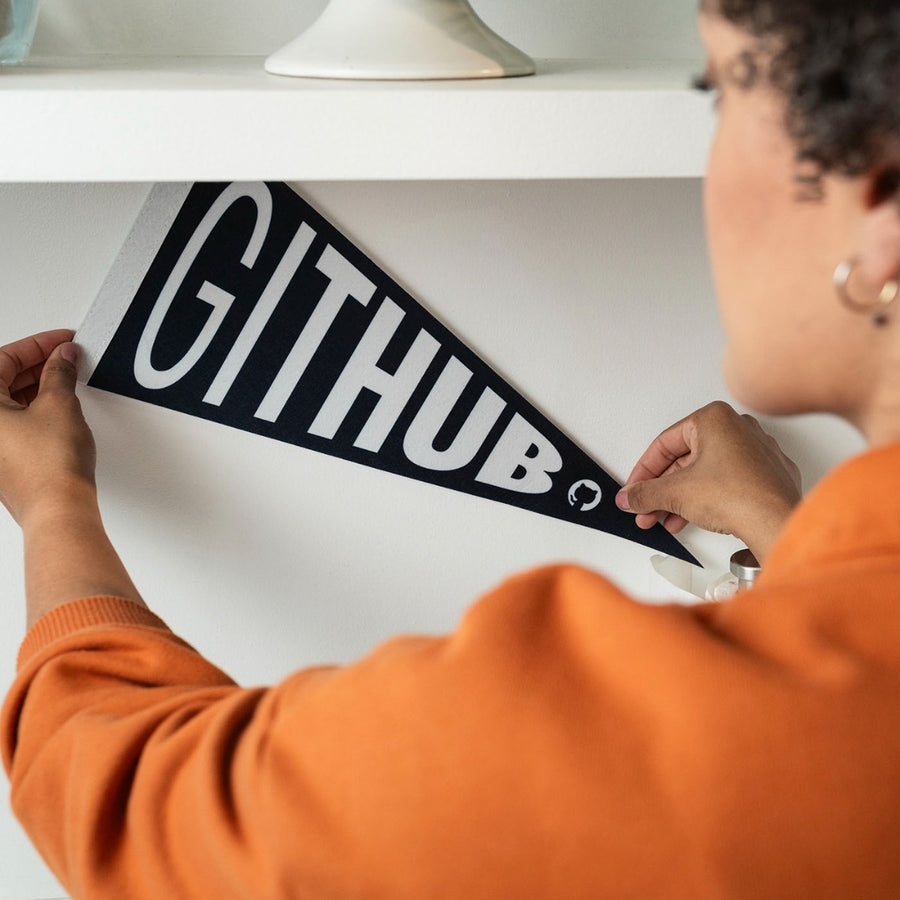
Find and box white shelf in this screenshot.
[0,56,715,182]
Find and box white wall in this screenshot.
[33,0,704,62]
[1,3,865,898]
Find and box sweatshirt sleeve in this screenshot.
[3,565,894,899]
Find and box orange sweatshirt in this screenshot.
[5,444,900,899]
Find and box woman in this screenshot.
[3,1,900,897]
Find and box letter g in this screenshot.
[134,182,272,390]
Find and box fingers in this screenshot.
[9,361,52,406]
[617,401,802,560]
[662,513,689,534]
[0,330,75,401]
[617,468,689,523]
[624,417,696,487]
[10,363,45,396]
[618,413,699,532]
[617,402,738,531]
[634,510,688,534]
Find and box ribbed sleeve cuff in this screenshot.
[18,597,173,671]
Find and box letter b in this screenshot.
[475,414,562,494]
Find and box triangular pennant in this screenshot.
[79,182,698,565]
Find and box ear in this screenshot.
[857,164,900,289]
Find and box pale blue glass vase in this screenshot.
[0,0,42,65]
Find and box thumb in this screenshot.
[616,471,686,516]
[38,342,80,396]
[616,474,691,535]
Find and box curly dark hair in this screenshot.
[711,0,900,179]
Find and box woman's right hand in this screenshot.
[615,401,802,564]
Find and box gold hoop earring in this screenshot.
[834,257,900,327]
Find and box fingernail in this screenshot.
[615,488,631,511]
[59,342,79,365]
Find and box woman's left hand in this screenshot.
[0,330,97,526]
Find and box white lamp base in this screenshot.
[265,0,535,81]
